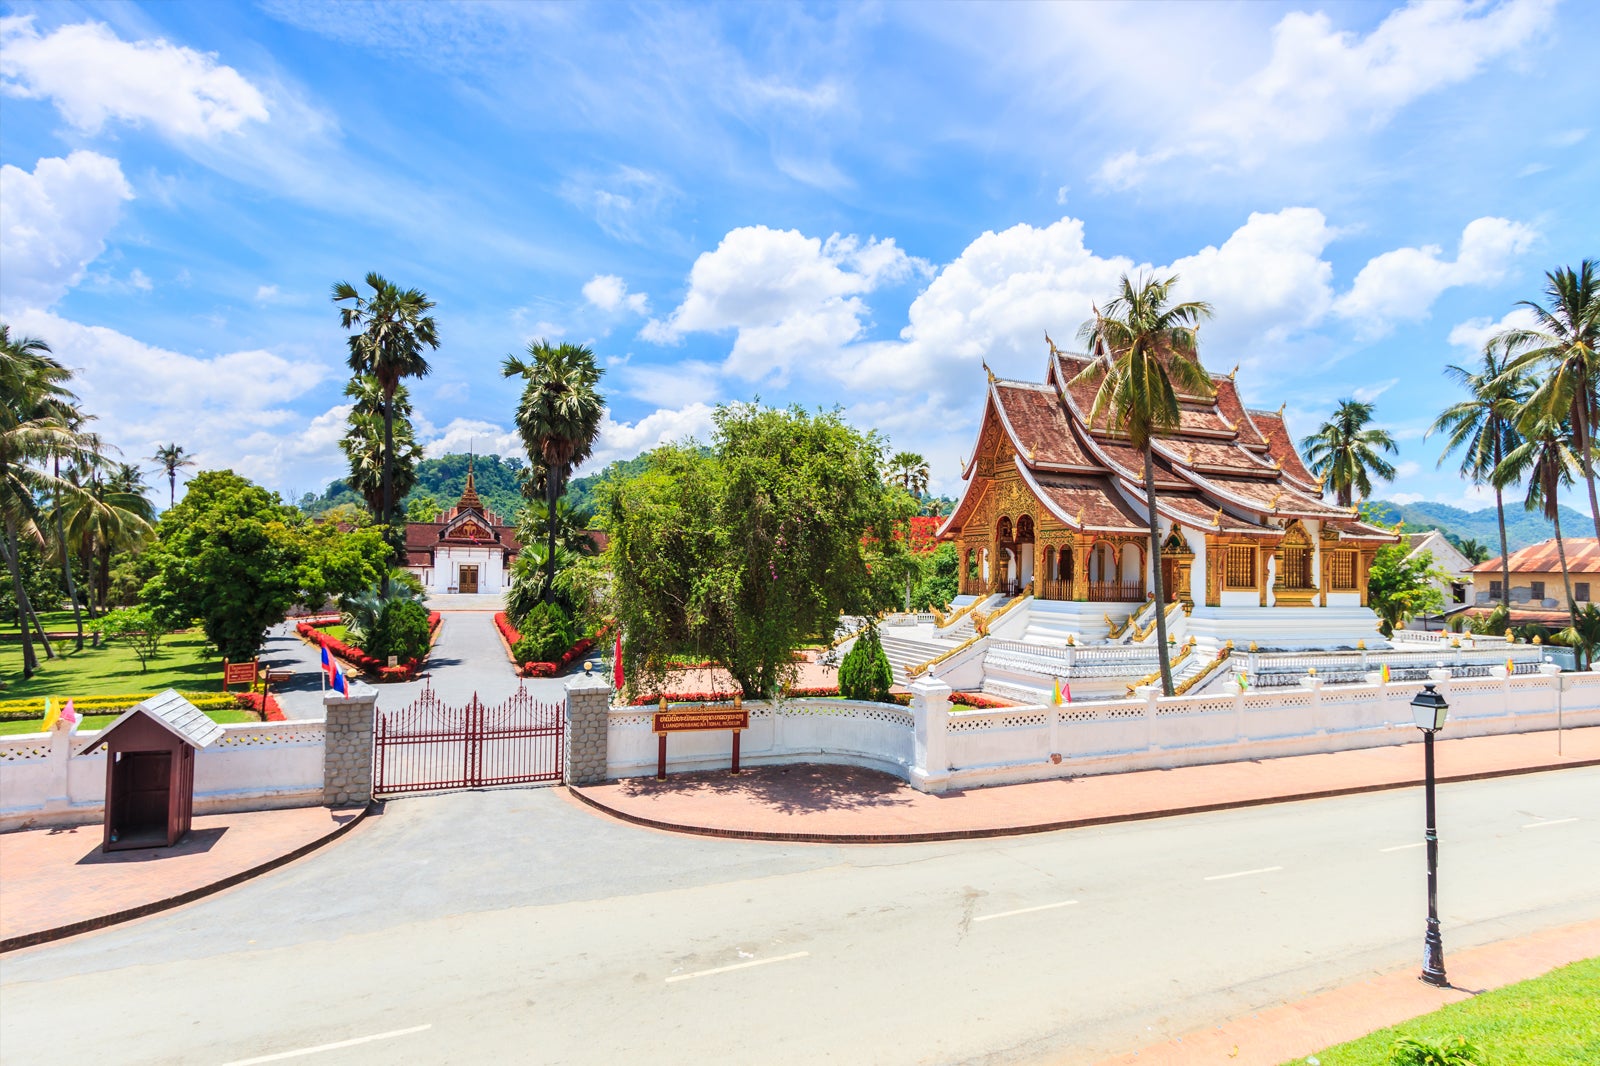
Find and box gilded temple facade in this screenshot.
[937,345,1398,648]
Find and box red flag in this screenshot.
[613,631,624,690]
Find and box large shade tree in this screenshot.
[1496,260,1600,542]
[333,273,438,580]
[1301,399,1397,508]
[502,341,605,603]
[1073,273,1213,696]
[1428,340,1530,611]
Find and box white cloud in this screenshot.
[420,419,522,460]
[0,16,269,139]
[582,274,650,315]
[1447,307,1540,352]
[1054,185,1070,205]
[6,308,331,487]
[128,268,152,292]
[579,402,718,475]
[618,359,721,408]
[1096,0,1556,186]
[642,226,925,382]
[255,284,280,302]
[1333,217,1538,335]
[561,165,681,244]
[1394,460,1422,479]
[1352,377,1401,403]
[1389,492,1426,505]
[0,151,132,311]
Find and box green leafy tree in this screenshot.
[92,606,170,672]
[912,542,961,610]
[1429,340,1530,608]
[1452,537,1490,565]
[405,493,441,522]
[1496,260,1600,541]
[884,451,930,610]
[503,341,606,604]
[838,625,894,703]
[605,404,908,699]
[373,598,432,662]
[0,539,60,626]
[1073,272,1213,696]
[1368,545,1448,636]
[1302,398,1398,508]
[333,273,439,578]
[149,443,194,510]
[512,600,576,663]
[1556,603,1600,671]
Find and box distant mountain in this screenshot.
[1365,498,1593,556]
[299,452,529,524]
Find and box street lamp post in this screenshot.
[1411,682,1450,988]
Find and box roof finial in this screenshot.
[1229,363,1239,380]
[1211,507,1223,527]
[1277,402,1286,418]
[1045,330,1058,356]
[983,359,995,383]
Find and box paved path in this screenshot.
[574,725,1600,841]
[3,770,1595,1065]
[265,610,581,720]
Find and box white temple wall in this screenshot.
[1189,527,1207,604]
[1326,593,1362,607]
[422,545,508,593]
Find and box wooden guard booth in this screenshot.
[82,690,224,851]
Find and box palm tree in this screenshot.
[1073,273,1213,696]
[1557,603,1600,671]
[1496,260,1600,541]
[1496,415,1580,630]
[0,325,77,676]
[340,377,422,521]
[1428,340,1531,610]
[149,443,194,510]
[884,451,930,609]
[1301,399,1398,508]
[502,341,606,604]
[333,273,439,580]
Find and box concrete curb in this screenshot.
[567,757,1600,845]
[0,801,378,955]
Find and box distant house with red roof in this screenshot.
[403,462,521,595]
[1470,537,1600,617]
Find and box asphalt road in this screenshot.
[2,769,1596,1065]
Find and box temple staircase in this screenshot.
[880,630,953,685]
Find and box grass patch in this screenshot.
[318,623,351,643]
[1283,956,1600,1065]
[0,609,81,635]
[0,706,258,736]
[0,631,227,700]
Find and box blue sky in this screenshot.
[2,0,1595,509]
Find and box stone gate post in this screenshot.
[323,682,378,807]
[564,671,612,785]
[910,677,952,793]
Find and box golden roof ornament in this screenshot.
[1045,330,1058,356]
[1269,491,1283,509]
[1075,506,1086,526]
[1228,362,1239,380]
[1273,458,1283,471]
[1026,445,1037,462]
[1187,445,1198,464]
[1211,507,1223,527]
[1278,402,1286,418]
[983,359,995,383]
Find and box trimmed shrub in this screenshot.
[373,598,431,662]
[512,601,576,664]
[838,625,893,703]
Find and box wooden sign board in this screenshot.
[222,659,258,691]
[653,708,749,734]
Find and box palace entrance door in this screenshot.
[1161,557,1179,602]
[459,565,479,594]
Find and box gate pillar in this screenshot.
[323,682,378,807]
[563,672,611,785]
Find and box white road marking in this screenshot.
[1203,865,1284,882]
[975,900,1080,923]
[1379,842,1425,852]
[220,1025,432,1065]
[1522,817,1579,829]
[665,951,810,983]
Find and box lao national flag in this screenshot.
[332,666,350,696]
[320,645,335,680]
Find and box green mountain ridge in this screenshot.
[1365,498,1593,556]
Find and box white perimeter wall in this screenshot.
[1,720,326,830]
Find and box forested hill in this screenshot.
[1365,498,1592,555]
[299,453,528,523]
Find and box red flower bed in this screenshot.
[294,612,441,682]
[628,686,912,707]
[235,691,285,722]
[495,611,597,678]
[950,691,1012,709]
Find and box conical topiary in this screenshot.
[838,624,894,703]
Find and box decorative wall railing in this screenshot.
[1088,581,1145,602]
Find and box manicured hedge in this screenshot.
[494,612,596,678]
[296,612,441,681]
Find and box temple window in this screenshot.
[1330,551,1357,591]
[1224,545,1256,590]
[1278,527,1314,589]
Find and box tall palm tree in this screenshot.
[1496,416,1580,630]
[1073,273,1213,696]
[340,377,422,521]
[149,442,194,510]
[1301,399,1398,508]
[1428,339,1531,610]
[1496,260,1600,541]
[52,408,97,650]
[502,341,605,603]
[333,273,439,581]
[884,451,930,609]
[0,325,76,676]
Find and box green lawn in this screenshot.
[1284,956,1599,1065]
[0,609,80,635]
[0,631,228,701]
[319,623,351,643]
[0,707,259,736]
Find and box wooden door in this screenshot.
[459,565,479,594]
[1161,558,1179,602]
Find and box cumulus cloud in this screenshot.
[579,403,718,474]
[1447,307,1540,352]
[420,419,522,460]
[1096,0,1555,187]
[642,226,925,382]
[0,151,132,311]
[0,15,270,139]
[582,274,650,315]
[1334,217,1538,334]
[618,359,721,408]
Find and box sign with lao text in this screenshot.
[653,708,749,734]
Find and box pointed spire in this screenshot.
[457,454,483,512]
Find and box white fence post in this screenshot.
[910,678,952,793]
[1136,685,1160,750]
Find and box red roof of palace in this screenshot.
[1471,538,1600,574]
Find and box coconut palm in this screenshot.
[1495,260,1600,541]
[1428,339,1531,609]
[1557,603,1600,671]
[1073,273,1213,696]
[502,341,605,604]
[885,451,930,499]
[333,273,439,577]
[1495,416,1580,630]
[340,377,422,521]
[149,443,194,510]
[1301,399,1398,508]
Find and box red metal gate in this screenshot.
[374,686,563,795]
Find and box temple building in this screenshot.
[403,463,521,595]
[936,342,1398,648]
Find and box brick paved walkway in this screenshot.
[0,806,363,949]
[570,725,1600,842]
